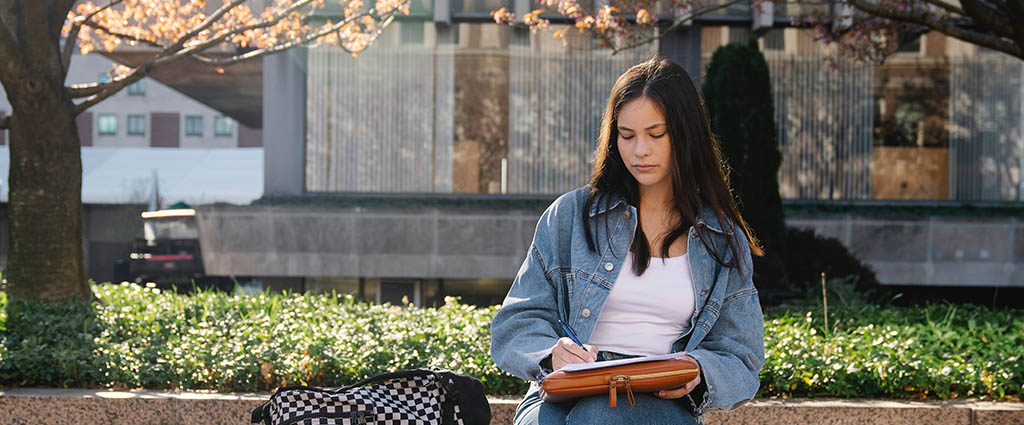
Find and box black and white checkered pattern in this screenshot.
[257,372,466,425]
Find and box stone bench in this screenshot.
[1,388,1021,424]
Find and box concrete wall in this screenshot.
[196,205,538,279]
[0,202,1019,288]
[789,215,1024,287]
[196,205,1024,287]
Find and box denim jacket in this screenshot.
[490,187,765,415]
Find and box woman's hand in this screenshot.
[549,337,598,371]
[654,355,701,399]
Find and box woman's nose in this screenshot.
[634,137,653,157]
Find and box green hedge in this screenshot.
[1,284,1022,401]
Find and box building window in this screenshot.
[454,0,503,13]
[763,29,784,51]
[400,21,425,45]
[729,27,752,44]
[185,115,204,136]
[127,114,146,135]
[213,116,234,136]
[97,114,117,135]
[127,78,146,96]
[897,35,922,53]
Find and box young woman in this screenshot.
[490,56,765,424]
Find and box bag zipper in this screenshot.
[607,368,699,408]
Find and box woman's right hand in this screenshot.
[550,337,599,371]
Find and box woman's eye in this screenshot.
[621,135,635,140]
[652,133,666,139]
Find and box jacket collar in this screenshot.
[587,191,628,217]
[587,190,733,235]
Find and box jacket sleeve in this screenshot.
[686,228,765,413]
[489,204,564,382]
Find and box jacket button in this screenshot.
[624,210,631,219]
[582,308,591,318]
[604,262,614,271]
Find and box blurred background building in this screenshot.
[0,50,263,284]
[0,0,1021,305]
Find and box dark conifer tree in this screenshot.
[702,39,787,293]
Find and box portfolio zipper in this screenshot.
[612,368,698,381]
[607,368,699,408]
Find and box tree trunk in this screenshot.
[1,18,90,302]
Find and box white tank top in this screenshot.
[588,251,696,356]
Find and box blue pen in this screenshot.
[558,320,586,348]
[559,320,605,362]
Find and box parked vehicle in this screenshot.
[121,206,238,292]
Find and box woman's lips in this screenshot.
[635,164,656,172]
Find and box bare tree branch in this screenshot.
[917,0,966,16]
[189,12,394,66]
[68,81,108,97]
[80,21,166,49]
[610,0,746,54]
[164,0,319,62]
[61,26,81,78]
[72,62,153,113]
[70,0,328,98]
[63,0,126,78]
[959,0,1016,39]
[158,0,247,58]
[0,114,9,130]
[845,0,1022,57]
[73,4,388,107]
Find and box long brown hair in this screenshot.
[583,56,764,276]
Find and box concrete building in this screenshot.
[193,2,1023,306]
[0,51,262,149]
[3,2,1022,303]
[0,51,264,283]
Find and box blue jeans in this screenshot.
[513,382,699,425]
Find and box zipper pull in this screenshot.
[625,377,636,406]
[608,379,617,408]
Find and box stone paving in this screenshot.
[1,388,1022,424]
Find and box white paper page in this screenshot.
[558,352,688,372]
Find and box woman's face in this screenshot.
[616,96,672,193]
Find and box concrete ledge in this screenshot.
[1,388,1022,424]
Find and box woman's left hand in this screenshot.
[653,356,701,399]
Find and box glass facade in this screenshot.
[700,26,1024,202]
[305,23,655,194]
[303,19,1023,202]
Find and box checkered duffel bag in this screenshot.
[250,367,490,425]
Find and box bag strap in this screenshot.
[250,401,272,425]
[438,373,458,425]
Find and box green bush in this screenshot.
[0,284,525,395]
[763,303,1024,400]
[0,284,1021,400]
